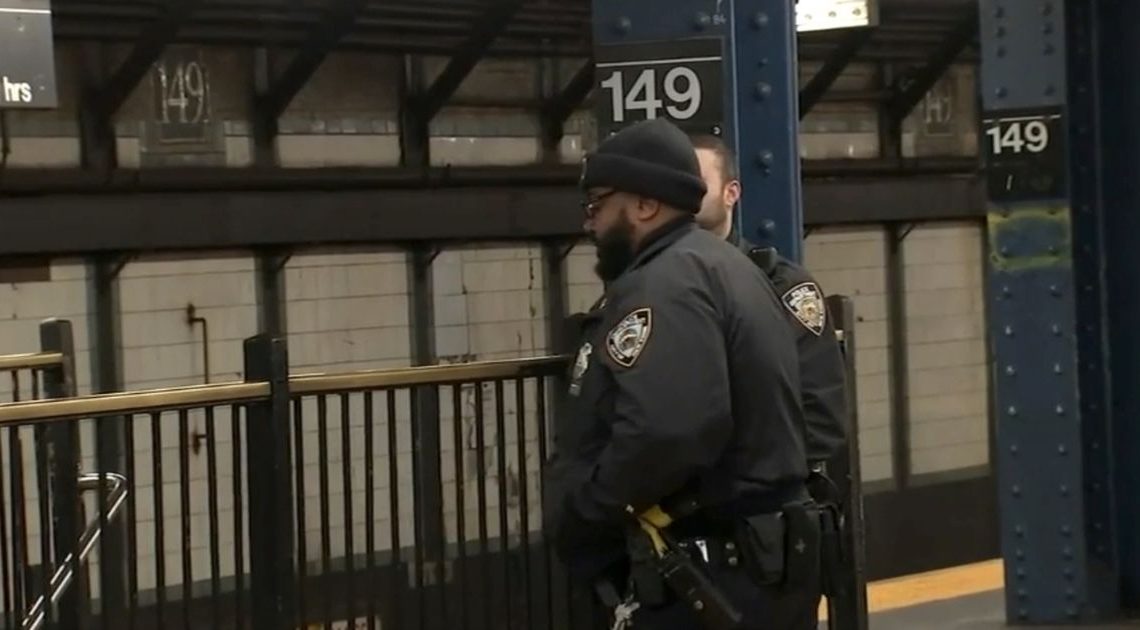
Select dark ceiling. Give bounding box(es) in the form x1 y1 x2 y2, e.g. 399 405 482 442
47 0 979 63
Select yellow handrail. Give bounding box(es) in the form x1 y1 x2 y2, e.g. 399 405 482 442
0 352 64 371
0 382 270 426
0 354 571 427
290 355 568 395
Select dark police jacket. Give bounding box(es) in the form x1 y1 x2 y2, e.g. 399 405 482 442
729 228 849 465
543 217 809 570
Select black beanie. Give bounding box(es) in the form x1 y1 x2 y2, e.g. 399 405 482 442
579 118 708 213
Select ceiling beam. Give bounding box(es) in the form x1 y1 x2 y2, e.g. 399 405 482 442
255 0 370 121
799 28 876 118
414 0 526 121
884 4 979 122
93 0 204 116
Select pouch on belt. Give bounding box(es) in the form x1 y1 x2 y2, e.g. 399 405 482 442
734 512 786 586
782 501 822 590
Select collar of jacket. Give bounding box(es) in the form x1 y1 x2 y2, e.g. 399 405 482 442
624 214 695 274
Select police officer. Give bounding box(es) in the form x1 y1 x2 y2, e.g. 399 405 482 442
689 133 849 469
543 118 822 630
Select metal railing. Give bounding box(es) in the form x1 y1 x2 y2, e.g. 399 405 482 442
22 473 128 630
0 331 572 630
0 310 868 630
0 321 83 630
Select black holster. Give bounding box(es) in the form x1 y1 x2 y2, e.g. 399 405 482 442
818 502 845 597
734 500 822 591
627 525 668 607
807 469 846 598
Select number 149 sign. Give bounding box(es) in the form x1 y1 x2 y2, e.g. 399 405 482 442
981 107 1066 202
594 38 724 136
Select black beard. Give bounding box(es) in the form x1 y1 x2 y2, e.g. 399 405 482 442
593 215 635 282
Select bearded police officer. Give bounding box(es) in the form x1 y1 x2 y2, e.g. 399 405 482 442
542 118 822 630
690 133 849 469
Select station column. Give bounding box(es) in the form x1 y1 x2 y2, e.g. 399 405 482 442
979 0 1140 622
587 0 804 262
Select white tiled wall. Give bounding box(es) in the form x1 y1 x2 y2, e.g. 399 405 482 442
564 241 604 314
3 44 978 170
283 248 414 571
801 221 992 486
430 243 550 548
0 259 93 396
112 252 259 597
119 252 258 390
803 227 895 484
901 223 990 476
433 244 548 362
284 248 413 373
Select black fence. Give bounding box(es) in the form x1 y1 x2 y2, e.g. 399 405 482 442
0 321 82 630
0 308 867 630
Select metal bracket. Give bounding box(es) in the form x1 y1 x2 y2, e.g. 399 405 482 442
403 242 443 267
557 242 576 262
268 250 293 273
99 254 134 283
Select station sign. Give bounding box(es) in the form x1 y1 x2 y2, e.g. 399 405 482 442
982 106 1066 202
593 37 725 138
0 0 58 109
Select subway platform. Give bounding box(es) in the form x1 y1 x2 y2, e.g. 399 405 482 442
824 560 1140 629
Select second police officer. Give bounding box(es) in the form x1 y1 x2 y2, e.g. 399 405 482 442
688 132 854 615
689 132 850 469
542 118 823 630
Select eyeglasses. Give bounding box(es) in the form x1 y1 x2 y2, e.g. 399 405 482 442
581 190 617 218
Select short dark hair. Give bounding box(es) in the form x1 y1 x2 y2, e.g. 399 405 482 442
689 133 739 182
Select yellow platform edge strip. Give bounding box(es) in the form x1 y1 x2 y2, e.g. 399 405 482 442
819 558 1005 620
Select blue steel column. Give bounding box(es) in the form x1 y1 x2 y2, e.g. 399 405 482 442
1088 0 1140 613
588 0 803 263
729 0 803 262
979 0 1123 623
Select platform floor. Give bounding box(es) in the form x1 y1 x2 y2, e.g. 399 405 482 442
863 589 1140 629
819 559 1140 629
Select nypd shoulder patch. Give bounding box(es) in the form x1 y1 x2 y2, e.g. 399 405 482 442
606 308 653 368
781 282 826 336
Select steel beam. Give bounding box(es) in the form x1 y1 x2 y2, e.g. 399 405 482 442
885 4 977 123
978 0 1140 622
539 60 594 159
254 0 369 122
542 61 595 127
0 175 981 256
800 28 876 118
78 0 201 170
0 159 977 192
414 0 525 121
92 0 203 117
